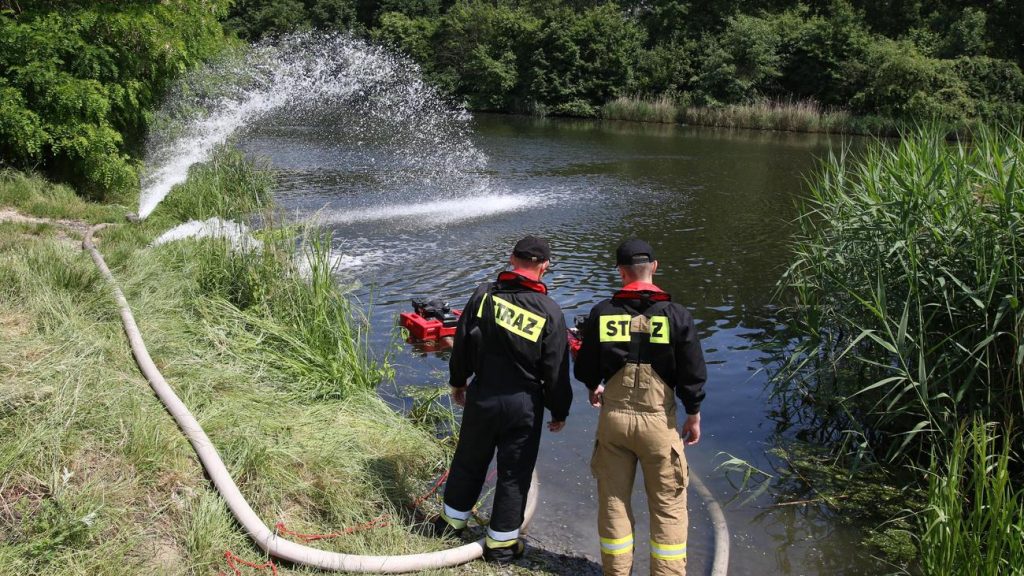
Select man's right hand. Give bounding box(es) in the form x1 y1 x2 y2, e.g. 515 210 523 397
451 386 467 407
589 384 605 408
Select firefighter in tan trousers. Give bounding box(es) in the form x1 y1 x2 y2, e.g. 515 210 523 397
574 239 707 576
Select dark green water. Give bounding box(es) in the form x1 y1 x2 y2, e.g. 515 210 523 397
239 115 885 575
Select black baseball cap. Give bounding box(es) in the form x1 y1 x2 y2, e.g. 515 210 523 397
616 239 656 265
512 235 551 262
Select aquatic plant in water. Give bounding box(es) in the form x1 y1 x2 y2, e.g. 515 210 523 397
776 126 1023 466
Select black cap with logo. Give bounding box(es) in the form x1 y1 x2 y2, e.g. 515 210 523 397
616 239 656 265
513 235 552 262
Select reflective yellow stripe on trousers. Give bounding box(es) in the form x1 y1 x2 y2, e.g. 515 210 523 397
650 539 687 561
600 534 634 556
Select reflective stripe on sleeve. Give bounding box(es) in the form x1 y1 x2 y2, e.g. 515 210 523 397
650 540 687 561
441 504 470 529
600 534 634 555
485 527 520 549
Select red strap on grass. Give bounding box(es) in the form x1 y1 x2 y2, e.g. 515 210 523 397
218 470 450 571
219 550 278 575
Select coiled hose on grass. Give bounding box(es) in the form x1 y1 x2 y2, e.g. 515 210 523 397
85 222 728 574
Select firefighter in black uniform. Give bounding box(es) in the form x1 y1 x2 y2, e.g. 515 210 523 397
433 235 573 564
574 239 707 576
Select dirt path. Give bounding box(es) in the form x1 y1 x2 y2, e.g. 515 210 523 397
0 207 90 246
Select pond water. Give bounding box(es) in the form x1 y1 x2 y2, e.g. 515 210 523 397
238 114 885 575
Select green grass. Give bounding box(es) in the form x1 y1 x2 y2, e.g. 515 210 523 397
777 125 1024 465
680 99 898 135
0 155 453 575
0 170 126 224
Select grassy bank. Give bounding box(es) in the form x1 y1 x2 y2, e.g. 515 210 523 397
0 157 514 575
600 96 901 135
775 125 1023 573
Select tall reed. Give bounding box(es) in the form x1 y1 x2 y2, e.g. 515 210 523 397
679 99 886 134
920 419 1024 575
777 126 1024 465
601 95 679 123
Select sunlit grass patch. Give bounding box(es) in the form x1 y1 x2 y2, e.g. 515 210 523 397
0 170 126 224
680 99 882 134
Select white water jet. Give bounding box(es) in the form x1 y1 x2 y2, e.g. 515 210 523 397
319 193 542 226
140 33 486 219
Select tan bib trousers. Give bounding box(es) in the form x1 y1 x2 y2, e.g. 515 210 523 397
592 358 688 575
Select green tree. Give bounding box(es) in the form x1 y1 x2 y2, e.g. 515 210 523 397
429 1 539 110
526 4 644 115
0 1 230 201
848 38 973 121
225 0 360 40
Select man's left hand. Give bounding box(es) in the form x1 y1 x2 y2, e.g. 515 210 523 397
548 420 566 432
682 413 701 445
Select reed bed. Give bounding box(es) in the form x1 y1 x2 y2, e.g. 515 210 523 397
778 126 1024 463
680 99 877 134
601 95 679 123
600 96 902 134
775 124 1024 572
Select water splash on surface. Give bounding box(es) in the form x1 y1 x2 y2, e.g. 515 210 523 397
140 33 486 218
151 218 257 250
318 193 542 226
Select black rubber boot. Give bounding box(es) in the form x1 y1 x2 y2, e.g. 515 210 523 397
483 540 526 564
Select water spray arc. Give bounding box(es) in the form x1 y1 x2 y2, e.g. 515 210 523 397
138 33 487 220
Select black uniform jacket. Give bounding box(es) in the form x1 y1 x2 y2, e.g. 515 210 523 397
449 271 572 422
574 287 707 415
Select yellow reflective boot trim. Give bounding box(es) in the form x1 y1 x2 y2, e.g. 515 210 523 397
440 504 469 530
650 540 687 561
600 534 634 555
485 526 520 549
485 536 519 549
599 314 632 342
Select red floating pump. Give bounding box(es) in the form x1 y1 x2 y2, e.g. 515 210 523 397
399 298 461 343
568 326 582 360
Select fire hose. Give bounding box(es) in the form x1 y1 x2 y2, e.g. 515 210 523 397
84 222 728 574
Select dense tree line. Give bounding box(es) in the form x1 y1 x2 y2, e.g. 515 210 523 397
2 1 1022 200
228 0 1024 122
